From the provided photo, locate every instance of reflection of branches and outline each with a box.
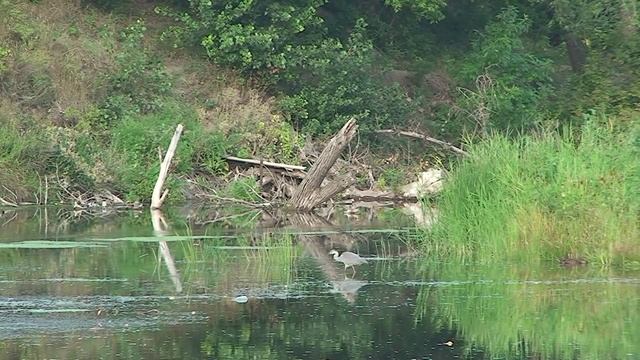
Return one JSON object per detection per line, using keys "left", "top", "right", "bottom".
{"left": 158, "top": 241, "right": 183, "bottom": 293}
{"left": 1, "top": 210, "right": 17, "bottom": 226}
{"left": 198, "top": 209, "right": 261, "bottom": 226}
{"left": 151, "top": 209, "right": 183, "bottom": 294}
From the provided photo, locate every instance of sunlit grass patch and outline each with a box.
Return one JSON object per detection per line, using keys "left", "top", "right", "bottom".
{"left": 423, "top": 115, "right": 640, "bottom": 265}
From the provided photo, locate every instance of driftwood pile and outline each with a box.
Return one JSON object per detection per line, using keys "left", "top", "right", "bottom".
{"left": 0, "top": 118, "right": 460, "bottom": 212}
{"left": 192, "top": 118, "right": 458, "bottom": 211}
{"left": 213, "top": 119, "right": 358, "bottom": 211}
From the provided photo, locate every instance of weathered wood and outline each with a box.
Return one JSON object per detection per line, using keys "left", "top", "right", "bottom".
{"left": 225, "top": 156, "right": 306, "bottom": 171}
{"left": 342, "top": 189, "right": 419, "bottom": 202}
{"left": 306, "top": 176, "right": 355, "bottom": 208}
{"left": 375, "top": 129, "right": 467, "bottom": 156}
{"left": 151, "top": 124, "right": 183, "bottom": 209}
{"left": 289, "top": 118, "right": 358, "bottom": 211}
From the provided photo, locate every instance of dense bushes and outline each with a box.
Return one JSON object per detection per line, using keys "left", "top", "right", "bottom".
{"left": 93, "top": 20, "right": 172, "bottom": 128}
{"left": 278, "top": 20, "right": 415, "bottom": 135}
{"left": 161, "top": 1, "right": 416, "bottom": 137}
{"left": 453, "top": 7, "right": 553, "bottom": 134}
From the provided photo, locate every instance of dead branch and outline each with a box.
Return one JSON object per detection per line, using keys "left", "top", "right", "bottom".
{"left": 375, "top": 129, "right": 468, "bottom": 156}
{"left": 0, "top": 196, "right": 17, "bottom": 207}
{"left": 289, "top": 118, "right": 358, "bottom": 211}
{"left": 205, "top": 193, "right": 272, "bottom": 208}
{"left": 151, "top": 124, "right": 183, "bottom": 209}
{"left": 225, "top": 156, "right": 306, "bottom": 171}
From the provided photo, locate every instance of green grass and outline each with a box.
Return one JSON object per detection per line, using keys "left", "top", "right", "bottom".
{"left": 422, "top": 114, "right": 640, "bottom": 265}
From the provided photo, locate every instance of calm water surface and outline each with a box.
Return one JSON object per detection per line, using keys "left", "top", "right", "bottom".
{"left": 0, "top": 207, "right": 638, "bottom": 359}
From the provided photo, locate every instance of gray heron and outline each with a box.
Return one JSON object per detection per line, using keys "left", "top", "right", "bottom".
{"left": 329, "top": 249, "right": 368, "bottom": 276}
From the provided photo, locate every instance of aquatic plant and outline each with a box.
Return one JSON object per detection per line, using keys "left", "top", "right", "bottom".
{"left": 422, "top": 114, "right": 640, "bottom": 265}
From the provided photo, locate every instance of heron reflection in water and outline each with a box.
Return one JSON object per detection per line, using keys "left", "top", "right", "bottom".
{"left": 329, "top": 249, "right": 368, "bottom": 276}
{"left": 330, "top": 278, "right": 367, "bottom": 304}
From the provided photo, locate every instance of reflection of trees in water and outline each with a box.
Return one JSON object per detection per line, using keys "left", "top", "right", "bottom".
{"left": 196, "top": 295, "right": 444, "bottom": 359}
{"left": 416, "top": 262, "right": 640, "bottom": 360}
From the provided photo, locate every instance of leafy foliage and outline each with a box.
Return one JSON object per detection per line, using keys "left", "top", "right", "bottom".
{"left": 278, "top": 20, "right": 414, "bottom": 135}
{"left": 0, "top": 46, "right": 9, "bottom": 74}
{"left": 384, "top": 0, "right": 447, "bottom": 21}
{"left": 455, "top": 7, "right": 553, "bottom": 133}
{"left": 162, "top": 2, "right": 416, "bottom": 137}
{"left": 168, "top": 0, "right": 326, "bottom": 73}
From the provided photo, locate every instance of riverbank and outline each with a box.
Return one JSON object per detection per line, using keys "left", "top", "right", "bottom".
{"left": 0, "top": 1, "right": 439, "bottom": 208}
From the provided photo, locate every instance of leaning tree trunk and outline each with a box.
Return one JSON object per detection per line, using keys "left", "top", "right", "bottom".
{"left": 150, "top": 124, "right": 183, "bottom": 210}
{"left": 565, "top": 32, "right": 587, "bottom": 72}
{"left": 288, "top": 118, "right": 358, "bottom": 211}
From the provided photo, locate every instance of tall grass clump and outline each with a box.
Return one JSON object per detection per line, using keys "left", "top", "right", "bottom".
{"left": 426, "top": 114, "right": 640, "bottom": 265}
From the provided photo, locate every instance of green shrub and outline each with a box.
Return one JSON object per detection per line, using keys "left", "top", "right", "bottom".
{"left": 379, "top": 167, "right": 405, "bottom": 192}
{"left": 97, "top": 19, "right": 172, "bottom": 128}
{"left": 179, "top": 0, "right": 326, "bottom": 73}
{"left": 0, "top": 118, "right": 49, "bottom": 172}
{"left": 110, "top": 102, "right": 198, "bottom": 201}
{"left": 0, "top": 46, "right": 9, "bottom": 74}
{"left": 163, "top": 3, "right": 415, "bottom": 137}
{"left": 278, "top": 20, "right": 415, "bottom": 136}
{"left": 453, "top": 7, "right": 553, "bottom": 135}
{"left": 192, "top": 131, "right": 230, "bottom": 175}
{"left": 224, "top": 176, "right": 261, "bottom": 202}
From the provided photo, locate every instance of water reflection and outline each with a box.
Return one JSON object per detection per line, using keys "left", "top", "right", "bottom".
{"left": 416, "top": 262, "right": 640, "bottom": 360}
{"left": 330, "top": 278, "right": 368, "bottom": 304}
{"left": 151, "top": 209, "right": 182, "bottom": 293}
{"left": 0, "top": 207, "right": 638, "bottom": 359}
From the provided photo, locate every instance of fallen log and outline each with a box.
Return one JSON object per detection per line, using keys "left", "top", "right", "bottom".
{"left": 375, "top": 129, "right": 467, "bottom": 156}
{"left": 288, "top": 118, "right": 358, "bottom": 211}
{"left": 341, "top": 189, "right": 419, "bottom": 202}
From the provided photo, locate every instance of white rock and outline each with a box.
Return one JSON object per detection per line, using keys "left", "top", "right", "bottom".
{"left": 233, "top": 295, "right": 249, "bottom": 303}
{"left": 402, "top": 168, "right": 444, "bottom": 197}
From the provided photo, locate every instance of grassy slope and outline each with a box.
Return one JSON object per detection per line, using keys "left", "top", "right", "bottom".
{"left": 0, "top": 0, "right": 303, "bottom": 204}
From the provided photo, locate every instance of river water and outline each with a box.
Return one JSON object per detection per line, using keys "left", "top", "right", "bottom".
{"left": 0, "top": 207, "right": 638, "bottom": 359}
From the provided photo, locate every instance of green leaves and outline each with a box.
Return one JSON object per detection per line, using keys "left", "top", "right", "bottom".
{"left": 167, "top": 1, "right": 416, "bottom": 137}
{"left": 189, "top": 0, "right": 326, "bottom": 72}
{"left": 456, "top": 7, "right": 553, "bottom": 133}
{"left": 384, "top": 0, "right": 447, "bottom": 22}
